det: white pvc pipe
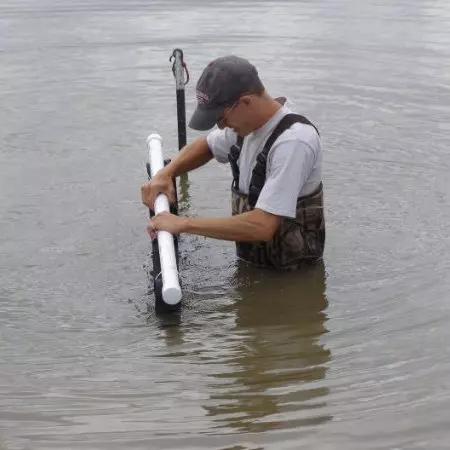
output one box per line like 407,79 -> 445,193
146,134 -> 182,306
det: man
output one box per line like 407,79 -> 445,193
141,55 -> 325,270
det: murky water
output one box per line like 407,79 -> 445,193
1,0 -> 450,448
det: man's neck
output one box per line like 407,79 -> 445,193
252,95 -> 283,130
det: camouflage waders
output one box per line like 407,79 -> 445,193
231,183 -> 325,270
228,112 -> 325,270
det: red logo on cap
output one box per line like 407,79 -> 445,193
196,91 -> 210,104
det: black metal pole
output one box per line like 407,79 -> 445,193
170,48 -> 189,150
170,48 -> 190,210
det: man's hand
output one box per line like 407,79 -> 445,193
147,212 -> 188,239
141,172 -> 175,210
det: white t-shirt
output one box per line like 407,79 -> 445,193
206,104 -> 322,219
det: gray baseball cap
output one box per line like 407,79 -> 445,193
188,55 -> 265,131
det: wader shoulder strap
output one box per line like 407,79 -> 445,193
248,113 -> 319,207
228,135 -> 244,190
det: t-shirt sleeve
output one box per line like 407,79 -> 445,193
206,128 -> 238,164
255,139 -> 316,218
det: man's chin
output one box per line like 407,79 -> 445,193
226,126 -> 248,137
234,128 -> 248,137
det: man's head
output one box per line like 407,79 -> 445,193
188,56 -> 266,135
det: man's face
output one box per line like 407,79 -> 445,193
217,95 -> 255,137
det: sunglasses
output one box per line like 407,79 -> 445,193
217,99 -> 241,127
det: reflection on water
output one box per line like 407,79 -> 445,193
151,263 -> 331,438
204,263 -> 331,433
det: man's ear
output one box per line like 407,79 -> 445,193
240,95 -> 253,106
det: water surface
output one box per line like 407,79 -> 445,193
1,0 -> 450,448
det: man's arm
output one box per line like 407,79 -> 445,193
160,136 -> 214,178
185,209 -> 281,242
149,209 -> 282,242
142,136 -> 213,208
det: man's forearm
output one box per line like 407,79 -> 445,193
183,211 -> 278,242
162,136 -> 213,178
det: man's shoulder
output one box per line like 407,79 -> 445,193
207,126 -> 238,149
285,120 -> 319,140
274,115 -> 321,150
272,103 -> 320,145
